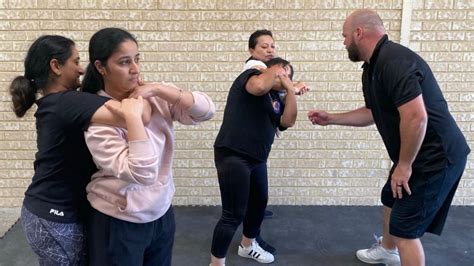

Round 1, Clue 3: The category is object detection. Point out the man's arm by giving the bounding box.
[391,95,427,198]
[308,107,374,127]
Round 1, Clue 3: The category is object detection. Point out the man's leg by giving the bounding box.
[381,207,397,250]
[356,178,401,266]
[386,207,424,265]
[356,205,400,265]
[394,237,425,266]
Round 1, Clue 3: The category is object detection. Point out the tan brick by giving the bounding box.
[83,10,113,20]
[377,10,402,20]
[363,0,394,9]
[452,20,474,30]
[113,10,142,21]
[99,0,127,9]
[8,0,36,8]
[412,10,438,20]
[67,0,97,9]
[304,0,334,9]
[349,197,380,205]
[128,0,156,9]
[425,0,454,9]
[158,0,187,9]
[188,0,216,10]
[0,188,25,197]
[421,41,451,51]
[455,0,474,9]
[437,10,467,19]
[0,198,23,207]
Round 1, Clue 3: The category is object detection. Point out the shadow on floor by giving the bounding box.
[1,206,473,266]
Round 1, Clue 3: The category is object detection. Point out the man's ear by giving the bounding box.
[355,26,364,41]
[94,60,106,76]
[49,59,61,76]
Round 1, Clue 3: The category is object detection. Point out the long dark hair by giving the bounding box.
[246,29,273,63]
[9,35,74,117]
[82,28,138,94]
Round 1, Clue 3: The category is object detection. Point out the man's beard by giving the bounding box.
[347,42,361,62]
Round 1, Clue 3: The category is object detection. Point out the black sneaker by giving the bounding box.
[256,235,276,254]
[264,210,273,219]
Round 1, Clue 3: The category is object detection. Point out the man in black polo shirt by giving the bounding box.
[308,9,470,266]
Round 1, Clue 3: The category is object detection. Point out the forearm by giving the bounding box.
[125,114,147,141]
[85,126,158,185]
[280,89,297,128]
[246,69,278,96]
[91,100,152,128]
[396,95,428,167]
[330,107,374,127]
[398,114,427,167]
[152,83,194,110]
[91,101,126,128]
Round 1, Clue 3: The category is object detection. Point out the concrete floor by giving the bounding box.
[1,206,473,266]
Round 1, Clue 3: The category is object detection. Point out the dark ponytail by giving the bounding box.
[82,63,104,94]
[9,35,74,117]
[9,76,36,117]
[82,28,137,94]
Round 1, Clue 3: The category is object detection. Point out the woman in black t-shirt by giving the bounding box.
[210,58,303,265]
[9,35,132,265]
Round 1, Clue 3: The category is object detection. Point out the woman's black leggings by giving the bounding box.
[211,147,268,258]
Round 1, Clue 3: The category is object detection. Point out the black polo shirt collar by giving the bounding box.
[362,34,389,69]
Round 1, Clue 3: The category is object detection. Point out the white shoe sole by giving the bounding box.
[238,249,274,263]
[356,252,400,266]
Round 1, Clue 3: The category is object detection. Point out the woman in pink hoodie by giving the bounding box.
[81,28,215,266]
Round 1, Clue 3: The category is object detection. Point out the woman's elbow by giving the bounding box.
[133,173,157,186]
[204,100,216,120]
[286,121,296,128]
[281,119,296,128]
[129,163,159,185]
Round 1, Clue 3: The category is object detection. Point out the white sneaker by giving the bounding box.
[238,240,275,263]
[356,234,401,266]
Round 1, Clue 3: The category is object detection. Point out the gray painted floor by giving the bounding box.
[0,206,473,266]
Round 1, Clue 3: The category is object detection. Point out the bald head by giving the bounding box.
[346,9,385,35]
[342,9,386,63]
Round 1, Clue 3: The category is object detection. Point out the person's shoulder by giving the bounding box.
[61,90,97,97]
[383,41,416,60]
[243,60,266,71]
[235,68,261,86]
[60,90,110,103]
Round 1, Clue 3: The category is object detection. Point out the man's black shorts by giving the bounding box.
[381,157,467,239]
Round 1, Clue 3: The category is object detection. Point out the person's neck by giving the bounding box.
[43,83,68,95]
[104,87,129,101]
[363,34,385,64]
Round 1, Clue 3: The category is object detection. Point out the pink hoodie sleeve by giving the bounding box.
[85,124,159,186]
[172,91,215,125]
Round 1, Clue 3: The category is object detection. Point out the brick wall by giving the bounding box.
[0,0,472,207]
